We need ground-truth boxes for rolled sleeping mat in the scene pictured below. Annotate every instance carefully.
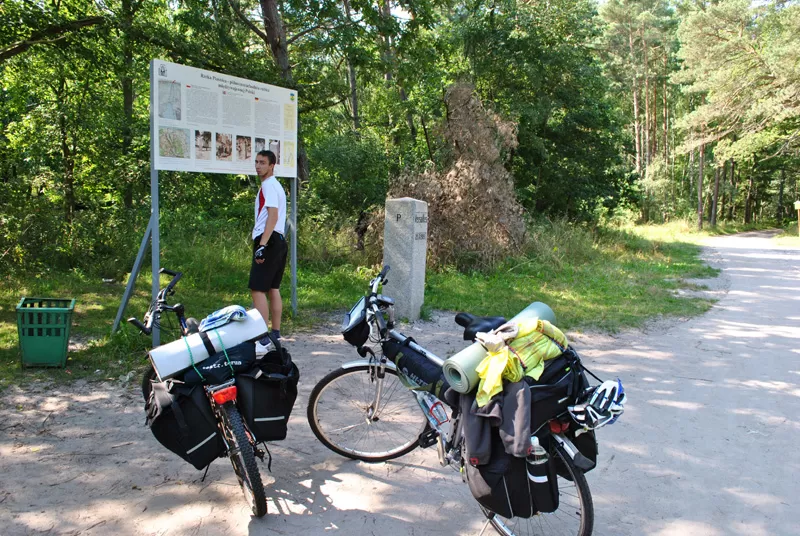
[149,308,268,380]
[441,302,556,394]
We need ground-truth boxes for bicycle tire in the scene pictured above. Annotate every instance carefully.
[307,364,428,462]
[222,404,267,517]
[483,444,594,536]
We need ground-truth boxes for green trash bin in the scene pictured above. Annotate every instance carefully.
[16,297,76,368]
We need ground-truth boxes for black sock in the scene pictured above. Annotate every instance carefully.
[271,329,281,339]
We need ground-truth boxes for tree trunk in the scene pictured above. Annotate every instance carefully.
[420,115,434,161]
[258,0,310,184]
[663,52,668,165]
[697,142,705,231]
[259,0,293,84]
[643,41,650,170]
[354,210,369,251]
[727,158,736,221]
[629,29,642,178]
[399,87,416,139]
[778,168,785,224]
[744,161,755,224]
[342,0,359,132]
[121,0,135,209]
[60,114,75,224]
[688,144,694,200]
[711,163,721,226]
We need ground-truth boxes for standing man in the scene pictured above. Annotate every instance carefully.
[250,150,287,354]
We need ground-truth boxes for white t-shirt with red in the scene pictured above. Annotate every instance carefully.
[252,175,287,240]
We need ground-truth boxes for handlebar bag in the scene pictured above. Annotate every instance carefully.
[145,380,225,470]
[236,346,299,442]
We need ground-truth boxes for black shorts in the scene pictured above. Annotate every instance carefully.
[248,232,288,292]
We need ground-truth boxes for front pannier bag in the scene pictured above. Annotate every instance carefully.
[145,380,225,470]
[236,346,299,442]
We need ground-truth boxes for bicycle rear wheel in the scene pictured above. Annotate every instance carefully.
[222,404,267,517]
[483,444,594,536]
[307,364,428,462]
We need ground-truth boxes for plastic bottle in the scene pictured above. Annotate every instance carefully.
[415,391,451,435]
[526,436,557,513]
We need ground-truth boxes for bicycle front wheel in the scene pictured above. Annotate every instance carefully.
[307,364,428,462]
[483,444,594,536]
[222,404,267,517]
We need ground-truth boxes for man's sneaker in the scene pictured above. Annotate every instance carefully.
[255,339,275,357]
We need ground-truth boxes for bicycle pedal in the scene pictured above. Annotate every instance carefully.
[418,428,439,449]
[254,446,266,461]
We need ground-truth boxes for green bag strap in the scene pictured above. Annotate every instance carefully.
[212,329,235,376]
[182,336,205,382]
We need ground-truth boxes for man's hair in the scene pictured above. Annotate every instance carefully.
[256,150,276,166]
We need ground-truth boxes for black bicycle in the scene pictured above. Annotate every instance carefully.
[307,267,601,536]
[129,269,268,517]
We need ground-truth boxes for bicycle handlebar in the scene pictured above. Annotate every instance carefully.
[127,317,151,335]
[128,268,184,335]
[163,270,182,296]
[371,266,390,295]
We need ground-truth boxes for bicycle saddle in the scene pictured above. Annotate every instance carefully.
[455,312,507,341]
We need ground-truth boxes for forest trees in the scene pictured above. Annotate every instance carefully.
[1,0,798,276]
[600,0,800,227]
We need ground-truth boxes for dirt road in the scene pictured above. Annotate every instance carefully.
[1,231,797,535]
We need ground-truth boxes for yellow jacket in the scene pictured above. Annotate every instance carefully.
[475,318,567,407]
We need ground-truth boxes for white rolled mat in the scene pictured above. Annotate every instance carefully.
[441,302,556,394]
[149,308,268,380]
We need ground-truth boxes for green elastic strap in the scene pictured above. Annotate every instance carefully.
[183,336,205,382]
[213,329,235,376]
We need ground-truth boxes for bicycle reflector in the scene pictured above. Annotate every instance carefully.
[212,386,238,404]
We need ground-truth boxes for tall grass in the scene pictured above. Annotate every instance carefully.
[1,215,724,388]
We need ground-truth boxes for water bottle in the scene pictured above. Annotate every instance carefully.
[415,391,451,435]
[526,436,558,513]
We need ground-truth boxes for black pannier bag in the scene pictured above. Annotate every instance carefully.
[145,380,225,470]
[182,340,257,385]
[465,432,559,518]
[525,347,589,432]
[236,344,299,442]
[382,337,450,399]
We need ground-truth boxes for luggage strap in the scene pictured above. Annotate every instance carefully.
[211,329,235,376]
[156,382,189,436]
[198,330,216,356]
[182,337,205,382]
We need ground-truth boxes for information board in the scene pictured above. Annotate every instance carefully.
[151,60,298,177]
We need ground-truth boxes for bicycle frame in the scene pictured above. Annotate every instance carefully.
[355,268,595,473]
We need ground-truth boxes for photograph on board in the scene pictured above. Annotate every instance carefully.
[236,135,252,161]
[158,80,182,120]
[216,133,233,161]
[195,130,212,160]
[268,139,281,165]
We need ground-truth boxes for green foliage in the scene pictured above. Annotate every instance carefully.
[454,0,630,219]
[305,131,391,222]
[0,218,718,388]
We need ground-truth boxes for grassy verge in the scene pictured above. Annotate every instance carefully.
[0,218,722,390]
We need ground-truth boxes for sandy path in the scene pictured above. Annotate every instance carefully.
[1,230,797,535]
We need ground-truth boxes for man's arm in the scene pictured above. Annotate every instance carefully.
[260,207,279,246]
